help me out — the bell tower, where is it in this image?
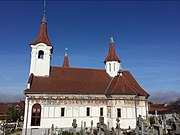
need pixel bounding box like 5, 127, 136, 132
29, 2, 53, 76
104, 37, 122, 77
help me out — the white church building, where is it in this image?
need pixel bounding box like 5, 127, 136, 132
23, 9, 149, 135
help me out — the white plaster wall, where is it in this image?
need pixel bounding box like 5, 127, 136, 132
24, 98, 148, 132
73, 107, 79, 117
67, 107, 73, 117
79, 107, 85, 117
23, 97, 28, 129
49, 107, 54, 117
54, 107, 60, 117
105, 61, 121, 77
43, 106, 49, 117
92, 106, 99, 117
121, 108, 126, 118
29, 43, 52, 76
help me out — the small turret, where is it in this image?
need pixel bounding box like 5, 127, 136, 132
62, 48, 70, 68
104, 37, 122, 77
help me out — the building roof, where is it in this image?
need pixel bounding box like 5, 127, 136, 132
0, 103, 15, 120
16, 101, 25, 111
0, 104, 12, 115
148, 103, 180, 115
25, 66, 149, 97
148, 103, 173, 114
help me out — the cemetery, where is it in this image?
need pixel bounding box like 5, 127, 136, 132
36, 113, 180, 135
2, 113, 179, 135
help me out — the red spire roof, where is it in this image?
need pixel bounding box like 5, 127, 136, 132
31, 22, 52, 46
104, 37, 120, 63
62, 48, 69, 68
62, 56, 69, 68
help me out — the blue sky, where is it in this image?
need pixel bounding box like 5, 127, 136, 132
0, 1, 180, 103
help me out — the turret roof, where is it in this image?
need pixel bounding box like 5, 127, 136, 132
31, 13, 52, 47
62, 48, 69, 68
104, 37, 120, 63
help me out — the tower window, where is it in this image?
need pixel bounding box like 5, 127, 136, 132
38, 50, 44, 59
86, 107, 90, 116
31, 103, 41, 126
117, 108, 121, 117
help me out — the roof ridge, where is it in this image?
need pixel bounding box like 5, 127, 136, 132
52, 66, 106, 71
121, 76, 126, 94
104, 77, 114, 94
124, 71, 149, 97
110, 76, 120, 94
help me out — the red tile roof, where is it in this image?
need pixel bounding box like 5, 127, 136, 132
0, 103, 15, 116
148, 103, 173, 114
16, 101, 25, 111
25, 67, 149, 97
31, 22, 52, 47
0, 104, 9, 115
104, 43, 120, 63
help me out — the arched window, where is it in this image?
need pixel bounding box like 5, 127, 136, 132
38, 50, 44, 59
31, 103, 41, 126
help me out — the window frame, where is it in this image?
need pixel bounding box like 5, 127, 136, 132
31, 103, 41, 126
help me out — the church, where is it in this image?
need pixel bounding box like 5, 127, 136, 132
23, 8, 149, 135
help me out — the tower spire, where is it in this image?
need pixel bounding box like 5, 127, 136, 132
31, 0, 53, 47
104, 36, 120, 63
104, 37, 121, 77
62, 47, 70, 68
42, 0, 46, 23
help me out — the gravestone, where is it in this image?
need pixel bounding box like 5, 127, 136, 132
116, 117, 121, 135
72, 119, 77, 135
90, 120, 93, 135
